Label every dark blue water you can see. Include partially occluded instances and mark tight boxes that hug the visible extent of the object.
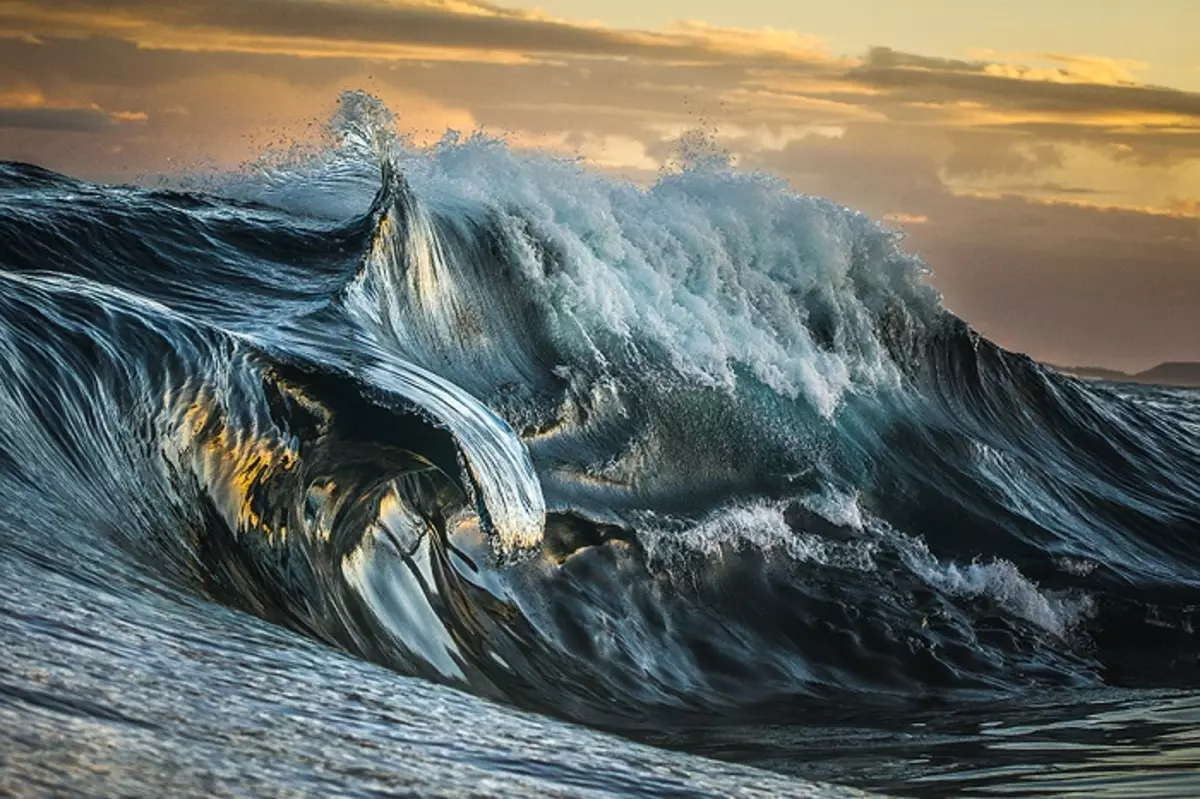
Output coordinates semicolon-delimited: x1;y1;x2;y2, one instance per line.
2;93;1199;796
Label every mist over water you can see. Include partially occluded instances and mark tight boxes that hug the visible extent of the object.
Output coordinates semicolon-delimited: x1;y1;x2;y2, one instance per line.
2;91;1199;796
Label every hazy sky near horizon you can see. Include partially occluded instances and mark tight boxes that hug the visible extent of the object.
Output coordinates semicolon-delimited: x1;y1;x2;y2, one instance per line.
0;0;1197;370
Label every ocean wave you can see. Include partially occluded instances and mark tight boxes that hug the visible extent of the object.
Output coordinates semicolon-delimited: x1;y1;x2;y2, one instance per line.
2;91;1199;751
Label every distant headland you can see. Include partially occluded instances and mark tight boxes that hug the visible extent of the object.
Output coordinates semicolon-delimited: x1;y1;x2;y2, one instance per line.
1050;361;1200;388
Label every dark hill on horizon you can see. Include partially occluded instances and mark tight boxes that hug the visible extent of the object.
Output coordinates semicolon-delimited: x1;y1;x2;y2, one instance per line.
1051;361;1200;388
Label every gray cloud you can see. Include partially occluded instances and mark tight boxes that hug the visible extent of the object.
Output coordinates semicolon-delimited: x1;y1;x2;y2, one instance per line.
849;57;1200;119
0;35;365;94
862;46;982;73
993;121;1200;164
943;132;1063;179
0;106;113;132
0;0;827;65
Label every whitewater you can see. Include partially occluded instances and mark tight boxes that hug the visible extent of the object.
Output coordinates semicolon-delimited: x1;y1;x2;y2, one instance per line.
2;92;1199;796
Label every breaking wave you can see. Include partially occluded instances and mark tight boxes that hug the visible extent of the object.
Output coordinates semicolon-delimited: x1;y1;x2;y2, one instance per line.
2;91;1199;758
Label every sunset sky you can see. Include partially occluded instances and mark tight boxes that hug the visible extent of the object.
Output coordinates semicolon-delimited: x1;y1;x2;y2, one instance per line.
0;0;1197;370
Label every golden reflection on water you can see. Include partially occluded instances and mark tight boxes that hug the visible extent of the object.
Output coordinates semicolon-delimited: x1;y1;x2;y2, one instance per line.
166;380;303;543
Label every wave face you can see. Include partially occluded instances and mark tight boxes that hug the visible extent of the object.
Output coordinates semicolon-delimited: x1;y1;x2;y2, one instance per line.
3;91;1200;792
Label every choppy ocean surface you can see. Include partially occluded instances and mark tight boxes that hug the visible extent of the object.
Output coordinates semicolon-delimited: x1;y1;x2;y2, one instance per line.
2;93;1199;797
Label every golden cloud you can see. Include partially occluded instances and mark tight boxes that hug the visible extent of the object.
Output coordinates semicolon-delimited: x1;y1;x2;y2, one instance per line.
965;50;1149;86
0;0;837;65
1167;196;1200;216
949;186;1200;219
882;212;929;225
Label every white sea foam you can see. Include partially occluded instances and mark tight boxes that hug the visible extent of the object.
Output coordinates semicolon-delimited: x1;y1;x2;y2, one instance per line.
894;533;1094;638
640;502;879;572
218;92;940;420
643;495;1092;639
901;548;1094;639
392;141;933;418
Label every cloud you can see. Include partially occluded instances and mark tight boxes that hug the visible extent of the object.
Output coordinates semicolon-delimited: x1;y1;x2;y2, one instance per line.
882;212;929;225
850;47;1200;120
1;4;1196;191
108;110;148;123
1010;192;1200;219
0;0;833;65
3;5;1199;159
963;50;1149;86
0;105;117;131
943;131;1063;178
1168;196;1200;216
